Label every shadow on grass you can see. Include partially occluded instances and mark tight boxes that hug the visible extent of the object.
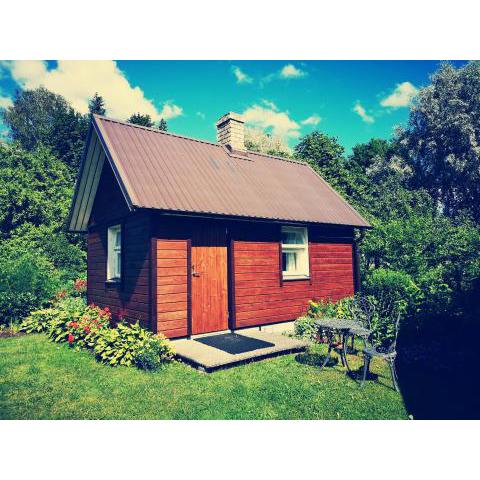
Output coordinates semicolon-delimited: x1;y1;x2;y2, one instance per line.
295;351;339;368
396;335;479;420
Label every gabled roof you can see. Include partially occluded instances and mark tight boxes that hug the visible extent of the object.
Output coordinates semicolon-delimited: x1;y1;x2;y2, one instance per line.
68;115;370;232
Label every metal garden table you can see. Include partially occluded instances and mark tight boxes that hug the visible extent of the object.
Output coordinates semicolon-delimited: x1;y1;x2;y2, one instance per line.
314;317;371;373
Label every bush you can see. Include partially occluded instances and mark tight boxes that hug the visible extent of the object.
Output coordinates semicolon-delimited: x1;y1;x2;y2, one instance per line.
93;322;174;368
20;292;174;370
294;316;318;341
363;268;419;312
0;250;61;326
20;308;61;334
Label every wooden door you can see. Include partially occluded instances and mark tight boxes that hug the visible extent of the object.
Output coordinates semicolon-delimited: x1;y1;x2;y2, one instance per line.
191;225;228;335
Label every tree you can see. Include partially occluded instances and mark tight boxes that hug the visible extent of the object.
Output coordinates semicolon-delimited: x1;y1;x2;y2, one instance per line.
158;118;168;131
398;61;480;221
2;87;88;173
88;93;106;117
244;127;291;158
127;113;154;127
0;142;73;239
293;131;360;197
350;138;395;171
0;142;86;283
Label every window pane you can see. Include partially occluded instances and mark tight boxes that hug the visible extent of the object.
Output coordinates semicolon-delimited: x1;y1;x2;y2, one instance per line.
107;225;122;280
114;230;121;248
282;230;303;244
282;251;298;273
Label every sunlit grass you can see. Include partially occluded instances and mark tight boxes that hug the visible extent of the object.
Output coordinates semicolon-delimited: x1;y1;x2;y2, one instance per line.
0;334;407;420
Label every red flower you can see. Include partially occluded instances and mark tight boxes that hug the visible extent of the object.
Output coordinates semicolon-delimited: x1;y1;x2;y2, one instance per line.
71;322;79;329
104;307;110;313
84;326;90;333
74;279;87;292
68;334;74;344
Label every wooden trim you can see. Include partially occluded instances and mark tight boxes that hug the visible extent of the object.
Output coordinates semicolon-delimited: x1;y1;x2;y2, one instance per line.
150;237;158;333
308;239;313;286
92;118;135;211
186;238;192;337
353;241;361;293
228;236;236;330
67;123;93;232
149;209;372;230
102;220;125;291
278;225;283;287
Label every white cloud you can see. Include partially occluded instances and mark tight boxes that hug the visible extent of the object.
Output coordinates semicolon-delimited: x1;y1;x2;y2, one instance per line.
232;66;252;84
353;102;375;123
380;81;418;108
1;60;182;121
242;103;300;139
196;111;206;119
261;99;278;111
279;64;306;79
301;114;321;126
159;102;183;120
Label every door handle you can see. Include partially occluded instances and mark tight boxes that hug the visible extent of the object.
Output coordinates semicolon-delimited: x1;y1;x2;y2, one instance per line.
192;264;201;277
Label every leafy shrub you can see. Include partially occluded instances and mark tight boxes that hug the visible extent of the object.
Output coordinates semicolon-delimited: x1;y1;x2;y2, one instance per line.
20;308;60;334
0;250;61;326
294;316;318;341
92;322;174;368
363;268;420;315
20;293;174;370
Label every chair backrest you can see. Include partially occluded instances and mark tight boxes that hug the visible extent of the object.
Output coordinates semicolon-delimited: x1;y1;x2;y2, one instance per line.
347;295;376;330
349;294;401;353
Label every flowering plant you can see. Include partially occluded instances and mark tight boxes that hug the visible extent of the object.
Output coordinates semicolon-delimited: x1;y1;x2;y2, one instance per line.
64;303;111;349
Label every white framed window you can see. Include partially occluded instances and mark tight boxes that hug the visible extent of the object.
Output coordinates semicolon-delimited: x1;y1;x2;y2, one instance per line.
281;226;309;279
107;224;122;281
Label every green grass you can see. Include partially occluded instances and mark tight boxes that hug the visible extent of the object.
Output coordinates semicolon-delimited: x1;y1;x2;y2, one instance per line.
0;334;407;419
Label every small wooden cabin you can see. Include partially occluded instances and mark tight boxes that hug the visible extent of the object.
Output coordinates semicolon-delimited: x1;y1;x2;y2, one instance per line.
68;113;370;338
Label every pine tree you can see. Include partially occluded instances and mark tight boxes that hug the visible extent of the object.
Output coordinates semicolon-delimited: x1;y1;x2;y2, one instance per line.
127;113;154;127
88;93;106;117
158;118;168;131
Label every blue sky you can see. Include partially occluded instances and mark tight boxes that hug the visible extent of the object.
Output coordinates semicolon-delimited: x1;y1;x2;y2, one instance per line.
0;60;467;153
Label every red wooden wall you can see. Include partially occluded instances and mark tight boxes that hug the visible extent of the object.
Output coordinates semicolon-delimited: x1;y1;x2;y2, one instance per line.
155;239;189;338
233;240;354;329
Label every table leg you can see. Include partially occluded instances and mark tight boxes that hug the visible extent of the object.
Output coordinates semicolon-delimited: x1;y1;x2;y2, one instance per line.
360;355;371;387
319;344;333;371
341;333;352;373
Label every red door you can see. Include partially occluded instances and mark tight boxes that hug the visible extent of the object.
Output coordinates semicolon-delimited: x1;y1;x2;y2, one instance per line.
190;225;229;335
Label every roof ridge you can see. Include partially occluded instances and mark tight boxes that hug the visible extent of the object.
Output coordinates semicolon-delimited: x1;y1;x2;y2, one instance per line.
93;115;306;166
93;114;223;149
245;149;307;166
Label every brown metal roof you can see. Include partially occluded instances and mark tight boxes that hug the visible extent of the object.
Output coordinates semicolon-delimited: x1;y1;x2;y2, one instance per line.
86;115;370;228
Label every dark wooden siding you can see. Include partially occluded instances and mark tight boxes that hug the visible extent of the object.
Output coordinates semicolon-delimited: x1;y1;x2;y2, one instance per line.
87;163;151;328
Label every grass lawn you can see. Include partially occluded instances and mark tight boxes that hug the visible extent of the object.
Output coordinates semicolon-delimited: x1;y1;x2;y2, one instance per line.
0;334;407;420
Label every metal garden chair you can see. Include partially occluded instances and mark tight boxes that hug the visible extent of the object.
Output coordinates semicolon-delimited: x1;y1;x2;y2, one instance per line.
360;307;401;392
345;295;376;352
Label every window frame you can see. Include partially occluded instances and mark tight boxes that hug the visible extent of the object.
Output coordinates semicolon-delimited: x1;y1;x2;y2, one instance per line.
107;224;122;282
281;226;310;280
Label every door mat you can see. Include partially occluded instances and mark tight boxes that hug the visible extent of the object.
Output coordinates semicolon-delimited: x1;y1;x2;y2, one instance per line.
195;333;275;355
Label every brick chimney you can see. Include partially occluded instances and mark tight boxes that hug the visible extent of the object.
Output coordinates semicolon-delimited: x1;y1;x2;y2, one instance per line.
216;112;245;151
